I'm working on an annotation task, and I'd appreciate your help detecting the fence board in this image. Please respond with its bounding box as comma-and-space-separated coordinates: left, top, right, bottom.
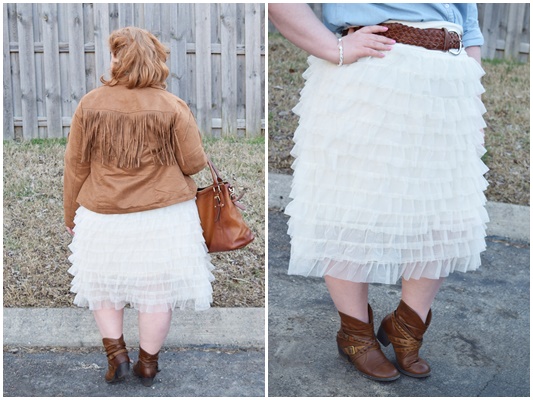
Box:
67, 3, 86, 113
221, 3, 238, 137
505, 3, 526, 60
109, 4, 119, 32
479, 4, 498, 59
118, 3, 133, 28
174, 4, 190, 100
57, 4, 70, 133
41, 4, 62, 138
4, 4, 14, 140
16, 3, 39, 139
134, 4, 144, 28
93, 3, 110, 84
83, 4, 96, 92
245, 3, 262, 137
195, 4, 212, 137
8, 4, 22, 139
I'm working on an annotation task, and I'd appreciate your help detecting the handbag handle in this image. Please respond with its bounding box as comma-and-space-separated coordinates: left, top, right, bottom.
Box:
206, 157, 224, 186
205, 156, 246, 210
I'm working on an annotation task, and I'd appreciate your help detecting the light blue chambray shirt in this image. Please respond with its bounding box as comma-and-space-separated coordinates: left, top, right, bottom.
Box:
323, 3, 484, 48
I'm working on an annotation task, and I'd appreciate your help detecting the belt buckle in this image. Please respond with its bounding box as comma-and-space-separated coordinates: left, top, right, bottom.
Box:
448, 30, 463, 56
442, 28, 463, 56
448, 39, 463, 55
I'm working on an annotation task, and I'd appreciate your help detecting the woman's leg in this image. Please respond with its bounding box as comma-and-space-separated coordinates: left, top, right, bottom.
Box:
401, 277, 445, 322
138, 311, 173, 355
94, 308, 130, 383
133, 311, 172, 386
324, 275, 369, 322
93, 308, 125, 339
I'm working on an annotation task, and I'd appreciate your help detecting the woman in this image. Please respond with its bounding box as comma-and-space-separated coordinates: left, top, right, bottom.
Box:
269, 4, 488, 381
63, 27, 214, 387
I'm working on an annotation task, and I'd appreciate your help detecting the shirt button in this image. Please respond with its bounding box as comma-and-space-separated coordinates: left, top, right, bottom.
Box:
444, 3, 450, 7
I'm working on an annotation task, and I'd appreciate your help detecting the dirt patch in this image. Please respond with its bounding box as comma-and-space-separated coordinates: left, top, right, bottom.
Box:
3, 137, 265, 308
268, 34, 530, 206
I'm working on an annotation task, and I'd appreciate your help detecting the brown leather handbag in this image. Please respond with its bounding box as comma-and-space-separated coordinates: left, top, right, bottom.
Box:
196, 159, 254, 253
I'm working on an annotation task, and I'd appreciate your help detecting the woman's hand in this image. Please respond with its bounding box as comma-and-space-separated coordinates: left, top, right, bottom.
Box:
66, 227, 75, 236
341, 25, 396, 64
269, 4, 394, 66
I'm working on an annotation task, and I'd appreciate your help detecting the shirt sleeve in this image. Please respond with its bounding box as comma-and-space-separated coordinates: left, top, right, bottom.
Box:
63, 103, 91, 228
462, 4, 484, 48
172, 102, 208, 176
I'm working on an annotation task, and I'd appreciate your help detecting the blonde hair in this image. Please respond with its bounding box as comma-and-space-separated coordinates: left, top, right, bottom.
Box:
100, 27, 169, 89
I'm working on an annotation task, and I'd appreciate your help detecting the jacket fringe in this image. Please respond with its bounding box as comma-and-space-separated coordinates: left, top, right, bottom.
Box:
81, 110, 178, 168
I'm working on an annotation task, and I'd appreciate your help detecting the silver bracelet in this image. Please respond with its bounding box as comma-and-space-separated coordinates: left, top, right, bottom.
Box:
337, 37, 344, 66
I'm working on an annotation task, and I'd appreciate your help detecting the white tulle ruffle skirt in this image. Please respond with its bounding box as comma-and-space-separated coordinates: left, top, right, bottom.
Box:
68, 200, 215, 312
286, 22, 489, 284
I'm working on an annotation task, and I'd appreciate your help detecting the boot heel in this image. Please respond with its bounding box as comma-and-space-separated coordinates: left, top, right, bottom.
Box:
337, 344, 349, 360
116, 361, 130, 380
140, 377, 154, 387
376, 326, 390, 347
133, 364, 153, 386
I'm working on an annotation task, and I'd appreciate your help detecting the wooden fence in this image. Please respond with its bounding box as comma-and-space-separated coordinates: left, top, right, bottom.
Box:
268, 3, 530, 62
478, 3, 530, 62
4, 3, 265, 140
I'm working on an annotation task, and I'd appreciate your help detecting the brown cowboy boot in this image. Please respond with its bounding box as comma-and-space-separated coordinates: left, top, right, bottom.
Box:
133, 347, 161, 387
337, 305, 400, 381
102, 335, 130, 383
377, 300, 432, 378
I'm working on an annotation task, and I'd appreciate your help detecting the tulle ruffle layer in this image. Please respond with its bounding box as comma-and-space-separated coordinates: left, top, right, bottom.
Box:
286, 44, 489, 284
68, 200, 215, 312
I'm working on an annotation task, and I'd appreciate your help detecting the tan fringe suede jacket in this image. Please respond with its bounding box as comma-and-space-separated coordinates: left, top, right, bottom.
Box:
63, 85, 207, 229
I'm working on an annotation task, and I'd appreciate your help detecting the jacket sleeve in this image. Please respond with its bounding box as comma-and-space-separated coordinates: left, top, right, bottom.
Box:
173, 102, 208, 175
462, 4, 484, 48
63, 104, 91, 228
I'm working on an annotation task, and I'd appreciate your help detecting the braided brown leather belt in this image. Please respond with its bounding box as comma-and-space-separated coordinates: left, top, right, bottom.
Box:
343, 22, 463, 54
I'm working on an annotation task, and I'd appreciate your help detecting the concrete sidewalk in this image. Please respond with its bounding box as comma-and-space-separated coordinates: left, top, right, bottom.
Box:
268, 172, 530, 397
4, 307, 264, 348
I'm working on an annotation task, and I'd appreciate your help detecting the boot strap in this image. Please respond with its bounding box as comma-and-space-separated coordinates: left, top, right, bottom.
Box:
338, 331, 377, 343
107, 348, 128, 361
338, 332, 380, 359
342, 343, 379, 358
389, 316, 423, 353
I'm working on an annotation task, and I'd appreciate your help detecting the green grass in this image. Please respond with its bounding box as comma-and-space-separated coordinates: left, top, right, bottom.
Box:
482, 57, 527, 66
202, 135, 265, 145
5, 138, 68, 148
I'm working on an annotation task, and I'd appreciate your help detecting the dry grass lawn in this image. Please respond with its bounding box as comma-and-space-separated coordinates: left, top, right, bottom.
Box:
269, 34, 530, 206
3, 137, 265, 308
